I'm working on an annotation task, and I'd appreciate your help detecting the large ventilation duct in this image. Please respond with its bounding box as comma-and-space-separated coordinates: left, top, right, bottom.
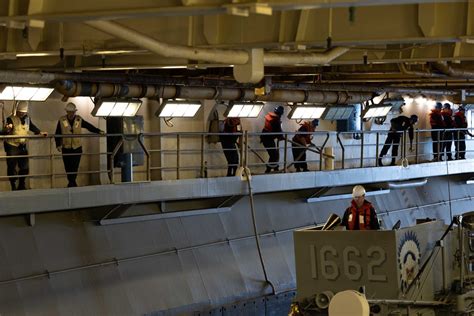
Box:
432, 62, 474, 79
84, 20, 349, 83
56, 80, 373, 104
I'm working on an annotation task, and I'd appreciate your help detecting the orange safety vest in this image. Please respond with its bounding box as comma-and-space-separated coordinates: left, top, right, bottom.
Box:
293, 121, 314, 145
441, 109, 453, 128
263, 112, 280, 132
429, 109, 445, 128
346, 200, 373, 230
454, 111, 467, 129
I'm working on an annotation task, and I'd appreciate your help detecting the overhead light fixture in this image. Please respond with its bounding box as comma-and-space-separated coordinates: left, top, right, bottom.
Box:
156, 100, 202, 118
288, 105, 326, 120
91, 99, 142, 117
0, 85, 54, 101
321, 105, 354, 120
225, 102, 264, 118
362, 105, 392, 119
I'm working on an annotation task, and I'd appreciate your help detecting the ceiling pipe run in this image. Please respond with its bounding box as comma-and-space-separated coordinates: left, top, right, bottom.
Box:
398, 63, 444, 78
84, 20, 349, 67
0, 70, 459, 97
432, 61, 474, 79
56, 80, 374, 104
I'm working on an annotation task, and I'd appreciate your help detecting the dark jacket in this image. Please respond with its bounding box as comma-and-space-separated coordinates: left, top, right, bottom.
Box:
390, 116, 414, 142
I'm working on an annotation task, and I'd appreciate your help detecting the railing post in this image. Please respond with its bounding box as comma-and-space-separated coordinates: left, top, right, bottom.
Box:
283, 133, 288, 173
337, 133, 345, 169
360, 132, 364, 168
50, 137, 55, 188
244, 131, 249, 169
176, 134, 180, 180
239, 132, 244, 168
375, 132, 379, 166
402, 130, 407, 161
437, 130, 440, 161
415, 130, 419, 164
200, 134, 205, 178
136, 134, 150, 181
319, 132, 330, 171
109, 138, 124, 184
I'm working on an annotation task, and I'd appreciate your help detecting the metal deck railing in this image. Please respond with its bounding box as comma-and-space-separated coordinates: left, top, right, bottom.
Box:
0, 127, 471, 190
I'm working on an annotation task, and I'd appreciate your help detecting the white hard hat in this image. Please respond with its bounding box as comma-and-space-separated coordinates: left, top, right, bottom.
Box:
17, 101, 28, 113
352, 185, 366, 198
65, 102, 77, 112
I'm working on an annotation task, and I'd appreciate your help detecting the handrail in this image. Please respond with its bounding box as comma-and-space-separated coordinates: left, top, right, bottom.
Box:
319, 132, 330, 171
336, 133, 345, 169
0, 127, 471, 191
136, 133, 150, 181
109, 137, 124, 184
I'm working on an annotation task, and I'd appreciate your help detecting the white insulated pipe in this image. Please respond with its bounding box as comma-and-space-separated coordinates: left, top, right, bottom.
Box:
85, 20, 349, 66
85, 20, 249, 65
264, 47, 349, 66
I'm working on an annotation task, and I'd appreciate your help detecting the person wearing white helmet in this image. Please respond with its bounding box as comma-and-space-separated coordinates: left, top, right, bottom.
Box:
3, 101, 48, 190
55, 102, 104, 187
341, 185, 380, 230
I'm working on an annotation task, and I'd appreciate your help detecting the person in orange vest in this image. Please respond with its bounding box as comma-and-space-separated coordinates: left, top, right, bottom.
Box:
219, 117, 241, 176
429, 102, 445, 161
453, 105, 473, 159
341, 185, 380, 230
260, 106, 285, 173
441, 103, 454, 161
292, 119, 318, 172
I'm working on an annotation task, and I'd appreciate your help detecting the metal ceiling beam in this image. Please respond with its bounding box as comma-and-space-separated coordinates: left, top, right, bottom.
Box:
0, 1, 465, 23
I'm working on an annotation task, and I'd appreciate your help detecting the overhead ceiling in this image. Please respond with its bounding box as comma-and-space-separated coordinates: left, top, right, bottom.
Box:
1, 0, 474, 102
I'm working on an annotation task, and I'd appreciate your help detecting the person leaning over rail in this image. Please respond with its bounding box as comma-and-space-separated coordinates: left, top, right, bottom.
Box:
3, 101, 48, 191
291, 119, 319, 172
378, 114, 418, 167
341, 185, 380, 230
55, 102, 104, 187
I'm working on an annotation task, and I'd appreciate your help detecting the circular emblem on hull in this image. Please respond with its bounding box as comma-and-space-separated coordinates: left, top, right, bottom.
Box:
398, 231, 421, 292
